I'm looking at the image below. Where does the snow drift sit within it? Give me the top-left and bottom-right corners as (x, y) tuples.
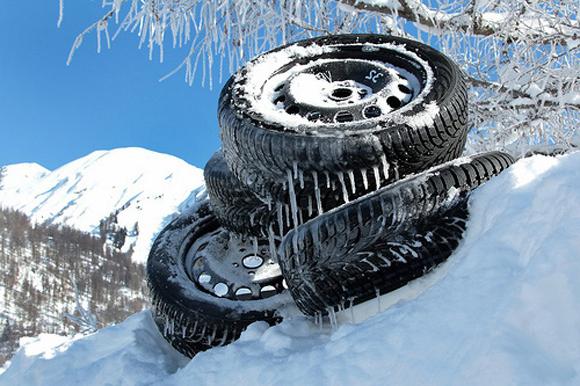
(2, 152), (579, 386)
(0, 148), (204, 263)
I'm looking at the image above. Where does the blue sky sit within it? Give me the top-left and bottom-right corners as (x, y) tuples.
(0, 1), (222, 170)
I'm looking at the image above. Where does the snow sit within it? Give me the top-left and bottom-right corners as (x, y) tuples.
(0, 147), (204, 263)
(2, 151), (580, 385)
(240, 40), (435, 131)
(0, 312), (187, 385)
(0, 163), (49, 193)
(286, 71), (373, 107)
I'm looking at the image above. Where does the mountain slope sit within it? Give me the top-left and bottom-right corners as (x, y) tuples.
(0, 148), (204, 263)
(0, 207), (147, 366)
(2, 151), (579, 386)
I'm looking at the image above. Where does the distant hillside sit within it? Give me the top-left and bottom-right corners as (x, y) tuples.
(0, 207), (147, 365)
(0, 148), (207, 366)
(0, 148), (204, 263)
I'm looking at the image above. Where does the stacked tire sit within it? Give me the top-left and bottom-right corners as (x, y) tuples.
(147, 34), (514, 358)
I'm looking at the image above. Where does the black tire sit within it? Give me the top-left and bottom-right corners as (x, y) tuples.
(147, 200), (291, 358)
(219, 34), (469, 226)
(204, 151), (271, 237)
(289, 203), (469, 317)
(204, 150), (343, 238)
(279, 151), (514, 316)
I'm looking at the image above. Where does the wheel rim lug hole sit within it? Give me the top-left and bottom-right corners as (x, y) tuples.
(330, 87), (353, 100)
(213, 283), (229, 297)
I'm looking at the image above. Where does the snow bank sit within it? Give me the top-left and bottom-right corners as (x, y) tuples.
(0, 312), (188, 385)
(2, 152), (579, 386)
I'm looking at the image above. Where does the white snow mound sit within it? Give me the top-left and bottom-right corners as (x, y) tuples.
(2, 152), (580, 386)
(0, 147), (204, 263)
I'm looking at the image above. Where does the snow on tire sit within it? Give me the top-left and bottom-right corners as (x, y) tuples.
(279, 152), (514, 316)
(146, 200), (291, 358)
(219, 34), (469, 229)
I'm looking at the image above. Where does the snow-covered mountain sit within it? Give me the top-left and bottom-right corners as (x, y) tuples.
(0, 148), (205, 263)
(2, 151), (579, 386)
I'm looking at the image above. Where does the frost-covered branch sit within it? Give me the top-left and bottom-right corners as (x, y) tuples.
(66, 9), (114, 65)
(65, 0), (579, 151)
(340, 0), (578, 45)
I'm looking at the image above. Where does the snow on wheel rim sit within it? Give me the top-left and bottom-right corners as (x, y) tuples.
(233, 37), (435, 133)
(267, 59), (417, 124)
(185, 228), (284, 301)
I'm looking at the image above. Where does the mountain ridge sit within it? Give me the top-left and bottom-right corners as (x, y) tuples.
(0, 147), (205, 263)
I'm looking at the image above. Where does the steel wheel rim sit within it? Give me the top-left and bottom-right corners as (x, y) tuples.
(234, 40), (433, 132)
(185, 229), (285, 301)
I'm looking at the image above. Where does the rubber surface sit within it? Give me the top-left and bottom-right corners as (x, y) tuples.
(147, 201), (291, 357)
(219, 34), (469, 224)
(150, 35), (516, 348)
(279, 152), (514, 316)
(204, 151), (271, 237)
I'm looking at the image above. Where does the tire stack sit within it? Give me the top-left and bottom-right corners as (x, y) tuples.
(147, 34), (515, 358)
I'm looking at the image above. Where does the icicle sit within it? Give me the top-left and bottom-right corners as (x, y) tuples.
(349, 298), (355, 323)
(327, 307), (338, 329)
(312, 171), (323, 214)
(267, 225), (277, 260)
(284, 204), (291, 228)
(356, 204), (364, 226)
(314, 312), (322, 327)
(372, 165), (381, 189)
(253, 236), (258, 257)
(324, 171), (331, 188)
(380, 154), (389, 180)
(312, 222), (321, 258)
(348, 170), (356, 194)
(220, 328), (229, 346)
(287, 169), (299, 228)
(276, 203), (284, 238)
(299, 169), (304, 189)
(292, 234), (299, 255)
(208, 325), (217, 345)
(361, 168), (369, 190)
(337, 172), (350, 203)
(307, 195), (313, 216)
(293, 161), (299, 179)
(266, 193), (272, 211)
(376, 287), (382, 313)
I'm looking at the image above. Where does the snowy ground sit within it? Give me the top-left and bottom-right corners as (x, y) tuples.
(2, 151), (579, 386)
